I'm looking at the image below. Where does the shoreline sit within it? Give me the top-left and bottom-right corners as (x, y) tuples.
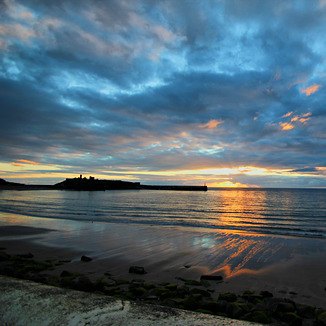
(1, 224), (326, 324)
(0, 223), (326, 309)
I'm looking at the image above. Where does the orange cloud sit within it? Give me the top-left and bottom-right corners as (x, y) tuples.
(281, 112), (311, 130)
(282, 111), (293, 118)
(200, 119), (223, 129)
(17, 159), (40, 165)
(279, 122), (294, 130)
(11, 162), (25, 167)
(301, 84), (322, 96)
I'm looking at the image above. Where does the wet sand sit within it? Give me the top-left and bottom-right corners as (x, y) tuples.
(1, 214), (326, 309)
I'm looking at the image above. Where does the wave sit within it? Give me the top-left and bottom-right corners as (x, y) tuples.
(1, 205), (325, 240)
(1, 188), (326, 240)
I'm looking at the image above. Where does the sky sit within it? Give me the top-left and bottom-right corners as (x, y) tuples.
(1, 0), (326, 188)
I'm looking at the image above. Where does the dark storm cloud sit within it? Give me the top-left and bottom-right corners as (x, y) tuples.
(0, 0), (326, 186)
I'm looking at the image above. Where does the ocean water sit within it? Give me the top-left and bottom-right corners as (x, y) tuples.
(0, 188), (325, 239)
(2, 187), (326, 305)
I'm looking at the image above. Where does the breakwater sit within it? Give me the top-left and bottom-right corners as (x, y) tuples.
(141, 185), (207, 191)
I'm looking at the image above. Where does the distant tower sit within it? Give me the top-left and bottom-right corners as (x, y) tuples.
(80, 174), (82, 179)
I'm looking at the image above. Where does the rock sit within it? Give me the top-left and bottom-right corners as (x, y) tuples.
(243, 310), (272, 324)
(183, 279), (202, 286)
(60, 277), (76, 289)
(143, 283), (156, 290)
(95, 279), (111, 290)
(129, 279), (144, 287)
(18, 253), (34, 259)
(0, 251), (10, 261)
(200, 275), (223, 281)
(277, 301), (296, 313)
(296, 304), (316, 319)
(229, 302), (250, 319)
(80, 255), (93, 262)
(281, 312), (303, 326)
(144, 295), (159, 301)
(176, 285), (190, 297)
(165, 283), (178, 291)
(150, 288), (172, 299)
(201, 300), (229, 315)
(218, 292), (237, 302)
(260, 290), (273, 298)
(74, 276), (95, 292)
(130, 286), (147, 297)
(183, 295), (200, 310)
(128, 266), (147, 274)
(200, 280), (210, 288)
(104, 285), (122, 295)
(241, 290), (263, 303)
(60, 270), (74, 278)
(190, 288), (211, 298)
(317, 311), (326, 326)
(114, 279), (129, 285)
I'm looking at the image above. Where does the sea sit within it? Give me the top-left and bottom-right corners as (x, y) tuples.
(0, 188), (325, 239)
(1, 187), (326, 305)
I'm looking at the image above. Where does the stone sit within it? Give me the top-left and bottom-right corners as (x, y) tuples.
(165, 283), (178, 291)
(218, 292), (237, 302)
(60, 270), (74, 278)
(60, 277), (76, 289)
(296, 304), (316, 319)
(281, 312), (303, 326)
(200, 300), (228, 315)
(143, 282), (156, 290)
(190, 288), (211, 298)
(200, 280), (210, 288)
(130, 287), (147, 297)
(74, 276), (95, 292)
(95, 279), (111, 290)
(18, 253), (34, 259)
(200, 275), (223, 281)
(183, 279), (202, 286)
(317, 311), (326, 326)
(276, 301), (296, 313)
(128, 266), (146, 274)
(80, 255), (93, 262)
(243, 310), (271, 324)
(150, 288), (172, 299)
(0, 251), (10, 261)
(260, 290), (273, 298)
(115, 279), (129, 285)
(183, 295), (200, 310)
(241, 290), (263, 303)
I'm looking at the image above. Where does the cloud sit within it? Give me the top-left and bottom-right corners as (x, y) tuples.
(279, 122), (294, 131)
(301, 84), (322, 96)
(282, 111), (293, 118)
(289, 167), (318, 173)
(199, 120), (224, 129)
(16, 159), (40, 165)
(0, 0), (326, 187)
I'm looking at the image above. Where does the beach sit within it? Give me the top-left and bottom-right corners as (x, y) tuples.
(1, 212), (326, 309)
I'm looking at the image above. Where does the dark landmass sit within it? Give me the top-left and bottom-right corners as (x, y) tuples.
(141, 184), (207, 191)
(54, 176), (141, 190)
(0, 176), (207, 191)
(0, 178), (54, 190)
